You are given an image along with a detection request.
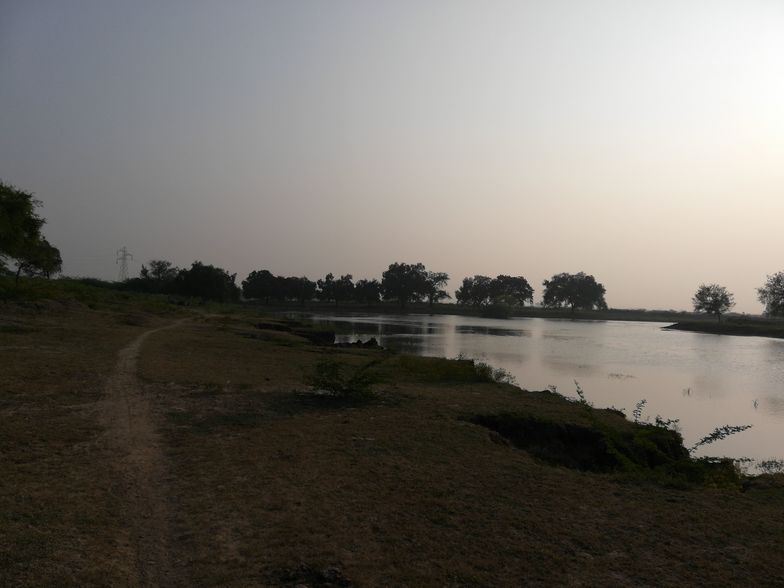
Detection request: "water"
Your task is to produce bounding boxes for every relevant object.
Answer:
[301,312,784,463]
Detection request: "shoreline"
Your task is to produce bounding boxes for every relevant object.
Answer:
[664,320,784,340]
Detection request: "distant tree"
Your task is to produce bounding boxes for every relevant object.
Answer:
[757,272,784,317]
[424,271,451,306]
[284,276,316,305]
[14,237,62,282]
[381,262,429,307]
[455,275,494,306]
[137,259,179,292]
[141,259,178,283]
[242,269,278,303]
[542,272,607,311]
[692,283,734,322]
[176,261,240,302]
[317,273,336,303]
[333,274,355,305]
[491,275,534,306]
[354,278,382,304]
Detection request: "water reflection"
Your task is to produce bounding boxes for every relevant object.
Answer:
[298,312,783,461]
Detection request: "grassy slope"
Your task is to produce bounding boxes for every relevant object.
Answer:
[2,279,784,586]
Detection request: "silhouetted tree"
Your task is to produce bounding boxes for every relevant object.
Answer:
[693,283,734,322]
[354,278,382,304]
[176,261,240,302]
[542,272,607,311]
[381,262,429,307]
[424,271,451,306]
[1,181,61,282]
[243,269,278,303]
[491,275,534,306]
[14,237,62,282]
[1,181,45,262]
[317,273,336,303]
[456,274,534,307]
[333,274,355,305]
[284,276,317,305]
[757,272,784,317]
[455,275,494,306]
[136,259,179,292]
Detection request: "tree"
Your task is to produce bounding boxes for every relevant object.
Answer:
[757,272,784,317]
[0,181,45,262]
[176,261,240,302]
[542,272,607,311]
[284,276,316,305]
[455,275,494,306]
[354,279,382,304]
[138,259,179,293]
[242,269,278,303]
[456,274,533,307]
[491,275,534,306]
[1,181,61,282]
[14,237,62,282]
[424,271,450,306]
[317,273,336,303]
[332,274,355,305]
[381,262,429,307]
[692,283,734,322]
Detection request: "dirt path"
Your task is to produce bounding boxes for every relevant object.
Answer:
[100,320,186,587]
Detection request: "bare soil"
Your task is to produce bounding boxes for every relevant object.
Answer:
[98,320,187,586]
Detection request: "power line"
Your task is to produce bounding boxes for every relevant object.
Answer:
[116,246,133,281]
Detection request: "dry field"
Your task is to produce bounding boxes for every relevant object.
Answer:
[2,297,783,586]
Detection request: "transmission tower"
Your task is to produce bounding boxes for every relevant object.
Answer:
[116,246,133,281]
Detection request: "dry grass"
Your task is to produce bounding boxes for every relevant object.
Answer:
[2,296,784,586]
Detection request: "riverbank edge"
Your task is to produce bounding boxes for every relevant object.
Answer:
[664,321,784,340]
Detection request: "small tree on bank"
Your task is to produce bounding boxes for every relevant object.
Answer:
[757,272,784,317]
[692,283,734,322]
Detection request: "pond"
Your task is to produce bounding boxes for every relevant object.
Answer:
[300,312,784,464]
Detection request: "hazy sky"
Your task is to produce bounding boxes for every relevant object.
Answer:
[2,1,783,312]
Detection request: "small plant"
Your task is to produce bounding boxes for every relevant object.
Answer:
[689,424,753,454]
[574,380,592,407]
[307,360,378,399]
[632,399,647,423]
[460,356,518,385]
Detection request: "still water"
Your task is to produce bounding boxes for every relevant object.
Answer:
[303,313,784,463]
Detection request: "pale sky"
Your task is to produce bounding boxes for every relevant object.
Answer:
[2,1,783,312]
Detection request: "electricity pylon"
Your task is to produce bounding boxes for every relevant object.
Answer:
[116,246,133,281]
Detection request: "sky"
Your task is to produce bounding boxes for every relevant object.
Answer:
[2,0,783,313]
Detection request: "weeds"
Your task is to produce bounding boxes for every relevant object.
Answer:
[632,399,647,423]
[474,361,518,385]
[307,359,379,400]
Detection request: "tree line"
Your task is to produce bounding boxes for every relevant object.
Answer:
[3,179,784,317]
[123,259,610,311]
